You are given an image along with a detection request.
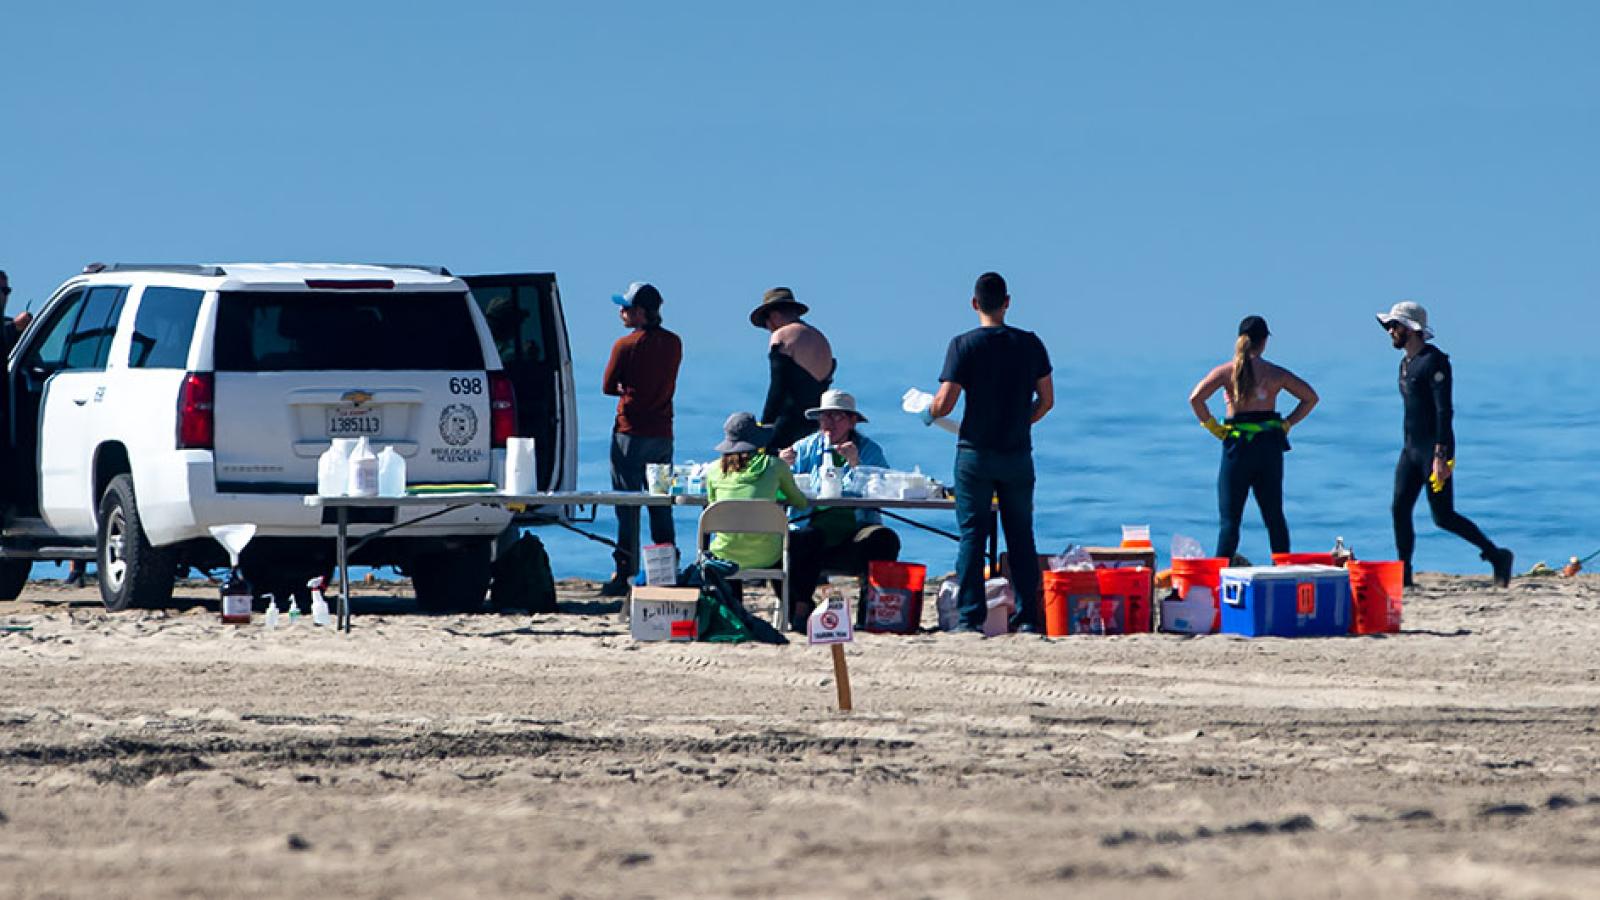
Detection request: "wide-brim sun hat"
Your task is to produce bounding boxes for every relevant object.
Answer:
[715,411,773,454]
[805,389,868,423]
[1376,300,1434,339]
[749,286,809,328]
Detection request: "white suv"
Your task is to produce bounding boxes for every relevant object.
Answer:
[0,263,576,611]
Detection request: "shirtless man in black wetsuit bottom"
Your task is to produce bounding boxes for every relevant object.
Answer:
[1378,301,1514,588]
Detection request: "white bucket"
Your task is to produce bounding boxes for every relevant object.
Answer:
[505,437,537,494]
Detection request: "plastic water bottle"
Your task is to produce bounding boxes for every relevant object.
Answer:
[377,445,406,497]
[263,594,280,630]
[1331,536,1353,567]
[347,436,379,497]
[308,576,331,627]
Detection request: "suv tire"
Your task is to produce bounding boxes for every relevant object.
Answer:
[411,541,491,614]
[98,475,177,611]
[0,560,31,601]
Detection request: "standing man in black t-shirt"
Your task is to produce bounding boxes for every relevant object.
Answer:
[1378,300,1513,588]
[927,272,1054,632]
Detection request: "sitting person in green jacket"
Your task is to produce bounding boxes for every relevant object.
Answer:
[705,411,808,569]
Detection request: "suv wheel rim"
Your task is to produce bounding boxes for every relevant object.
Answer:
[103,507,129,592]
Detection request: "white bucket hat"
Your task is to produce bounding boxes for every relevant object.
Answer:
[1376,300,1434,339]
[805,389,867,423]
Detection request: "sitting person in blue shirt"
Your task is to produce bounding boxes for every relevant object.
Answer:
[778,389,902,629]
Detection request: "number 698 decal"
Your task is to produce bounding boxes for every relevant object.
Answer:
[449,377,484,395]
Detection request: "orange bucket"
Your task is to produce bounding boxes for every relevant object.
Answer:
[1043,570,1100,637]
[1169,557,1228,596]
[1271,552,1337,566]
[1095,567,1152,633]
[1348,560,1403,634]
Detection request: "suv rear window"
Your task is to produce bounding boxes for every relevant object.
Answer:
[213,291,485,372]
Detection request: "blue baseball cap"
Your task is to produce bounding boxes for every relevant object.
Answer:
[612,282,663,311]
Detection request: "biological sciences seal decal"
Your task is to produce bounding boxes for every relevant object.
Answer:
[433,404,484,463]
[440,404,479,446]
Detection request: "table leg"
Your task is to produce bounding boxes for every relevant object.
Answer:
[986,507,999,575]
[336,508,351,633]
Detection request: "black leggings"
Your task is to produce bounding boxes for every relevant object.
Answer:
[1392,449,1495,563]
[1217,434,1289,560]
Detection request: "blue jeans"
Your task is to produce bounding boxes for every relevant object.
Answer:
[610,432,676,576]
[954,448,1040,631]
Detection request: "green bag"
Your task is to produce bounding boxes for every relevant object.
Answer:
[689,557,788,644]
[695,588,756,643]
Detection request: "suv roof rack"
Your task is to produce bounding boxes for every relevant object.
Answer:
[365,263,454,277]
[90,263,226,277]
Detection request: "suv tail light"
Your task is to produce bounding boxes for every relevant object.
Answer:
[488,371,517,449]
[176,372,215,449]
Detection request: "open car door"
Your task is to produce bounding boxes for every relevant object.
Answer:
[461,273,577,522]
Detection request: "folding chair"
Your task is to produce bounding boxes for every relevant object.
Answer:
[696,499,792,631]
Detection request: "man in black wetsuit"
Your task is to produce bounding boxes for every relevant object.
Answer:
[1378,301,1513,588]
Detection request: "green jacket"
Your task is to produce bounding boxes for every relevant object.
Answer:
[704,453,808,568]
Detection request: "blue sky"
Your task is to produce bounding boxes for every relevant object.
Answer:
[3,2,1596,369]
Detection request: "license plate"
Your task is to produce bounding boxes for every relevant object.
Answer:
[327,405,382,437]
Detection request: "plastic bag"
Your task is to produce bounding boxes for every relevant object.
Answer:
[900,388,961,435]
[1047,544,1094,572]
[1171,534,1205,560]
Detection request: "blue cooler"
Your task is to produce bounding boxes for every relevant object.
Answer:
[1219,565,1351,637]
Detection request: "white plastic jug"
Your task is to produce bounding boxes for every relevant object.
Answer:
[505,437,537,494]
[818,453,842,500]
[347,436,379,498]
[317,439,354,496]
[377,445,406,497]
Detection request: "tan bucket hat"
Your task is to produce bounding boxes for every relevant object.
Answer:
[1376,300,1434,339]
[805,389,867,423]
[749,286,809,328]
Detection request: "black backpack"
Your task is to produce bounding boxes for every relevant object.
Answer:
[490,534,558,613]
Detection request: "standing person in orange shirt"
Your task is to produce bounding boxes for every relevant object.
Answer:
[599,283,682,597]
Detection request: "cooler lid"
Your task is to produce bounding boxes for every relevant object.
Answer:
[1221,564,1346,580]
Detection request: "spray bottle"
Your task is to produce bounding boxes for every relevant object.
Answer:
[308,576,331,627]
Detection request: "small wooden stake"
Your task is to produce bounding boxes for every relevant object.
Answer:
[830,643,853,712]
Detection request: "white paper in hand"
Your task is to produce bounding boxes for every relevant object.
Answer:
[901,388,961,434]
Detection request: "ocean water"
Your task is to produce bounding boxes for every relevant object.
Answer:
[555,350,1599,580]
[25,349,1597,587]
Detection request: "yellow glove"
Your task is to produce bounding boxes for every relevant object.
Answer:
[1201,417,1231,440]
[1429,458,1455,493]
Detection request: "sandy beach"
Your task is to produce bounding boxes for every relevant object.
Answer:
[1,572,1597,898]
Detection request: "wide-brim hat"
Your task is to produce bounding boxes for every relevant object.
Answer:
[749,286,809,328]
[1376,300,1434,339]
[715,411,773,454]
[805,389,867,423]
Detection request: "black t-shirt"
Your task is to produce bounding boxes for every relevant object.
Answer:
[939,324,1052,452]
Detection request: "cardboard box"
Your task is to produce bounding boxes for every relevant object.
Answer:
[629,586,701,641]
